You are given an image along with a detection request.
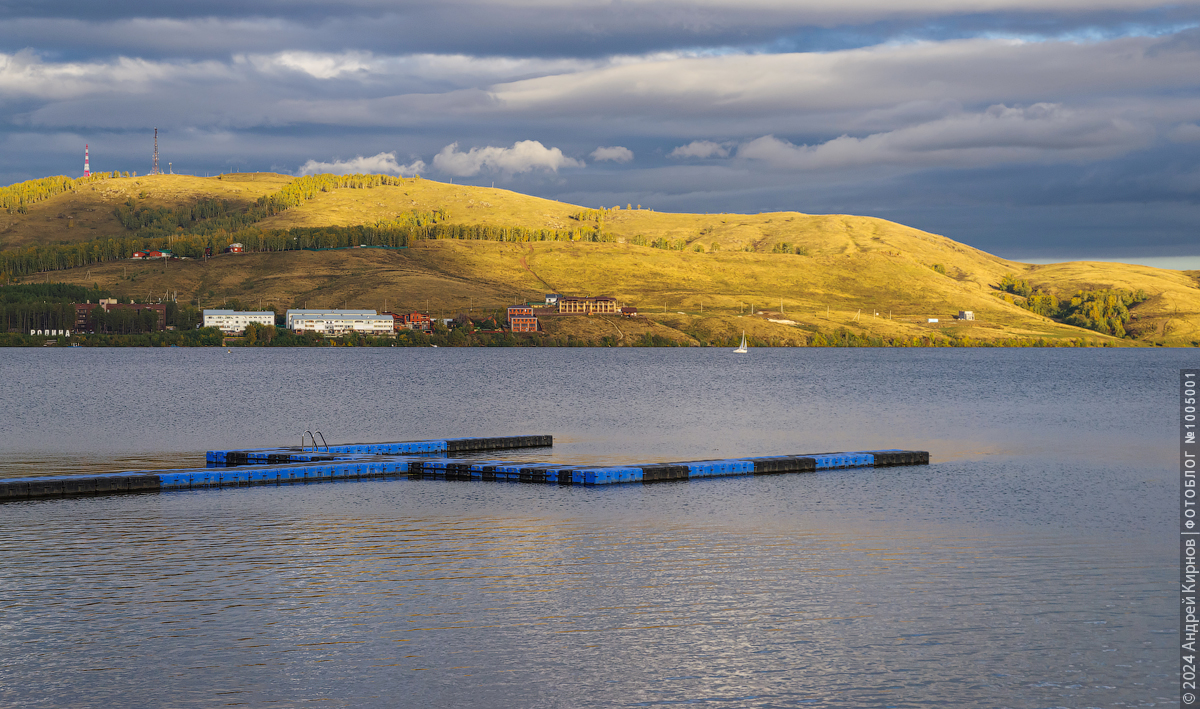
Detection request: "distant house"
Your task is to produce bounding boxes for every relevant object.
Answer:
[508,306,538,333]
[545,294,560,306]
[382,312,404,331]
[403,312,433,333]
[957,311,975,321]
[510,316,538,333]
[620,307,638,317]
[224,243,244,254]
[202,309,275,334]
[73,299,167,332]
[130,251,148,260]
[285,309,395,336]
[557,296,619,315]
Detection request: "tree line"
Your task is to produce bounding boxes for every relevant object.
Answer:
[0,217,612,279]
[997,273,1148,337]
[1,174,116,215]
[0,167,618,279]
[0,283,201,333]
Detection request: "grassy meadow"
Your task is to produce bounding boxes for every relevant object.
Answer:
[4,172,1199,345]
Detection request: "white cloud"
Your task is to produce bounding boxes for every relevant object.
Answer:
[297,151,425,176]
[736,104,1151,170]
[245,51,376,80]
[668,140,730,158]
[490,36,1200,120]
[590,145,633,162]
[0,50,231,100]
[239,50,606,87]
[432,140,583,176]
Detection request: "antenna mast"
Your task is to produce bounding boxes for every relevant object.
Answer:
[84,144,90,177]
[152,128,159,175]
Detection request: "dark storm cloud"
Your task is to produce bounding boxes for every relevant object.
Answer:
[2,1,1198,60]
[1,0,1199,259]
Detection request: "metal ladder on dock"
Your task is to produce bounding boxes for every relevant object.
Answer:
[302,430,330,454]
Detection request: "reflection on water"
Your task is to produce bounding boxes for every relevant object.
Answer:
[0,347,1186,470]
[0,482,1175,708]
[0,452,209,479]
[0,348,1186,707]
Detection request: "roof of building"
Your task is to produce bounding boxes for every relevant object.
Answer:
[285,309,378,317]
[203,309,274,316]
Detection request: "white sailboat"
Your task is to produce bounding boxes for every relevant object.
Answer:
[734,331,748,353]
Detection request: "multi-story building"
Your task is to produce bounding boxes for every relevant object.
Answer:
[202,309,276,334]
[402,312,433,333]
[507,306,538,333]
[73,299,167,332]
[557,296,620,314]
[510,316,538,333]
[285,309,395,336]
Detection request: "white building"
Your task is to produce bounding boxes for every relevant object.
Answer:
[203,309,276,334]
[285,309,395,336]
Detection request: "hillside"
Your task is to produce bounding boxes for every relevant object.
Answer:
[0,173,290,250]
[3,172,1198,346]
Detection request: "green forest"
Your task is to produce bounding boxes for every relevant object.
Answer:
[0,173,120,215]
[0,283,201,334]
[996,273,1148,337]
[0,172,614,281]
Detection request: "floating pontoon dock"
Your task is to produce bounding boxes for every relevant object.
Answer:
[0,434,929,501]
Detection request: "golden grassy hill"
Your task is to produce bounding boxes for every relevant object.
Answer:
[5,172,1200,345]
[0,173,290,249]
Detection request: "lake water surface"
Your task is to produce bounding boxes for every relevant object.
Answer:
[0,347,1189,707]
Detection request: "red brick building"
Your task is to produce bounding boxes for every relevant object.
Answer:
[507,306,538,333]
[510,316,538,333]
[74,299,167,332]
[403,312,433,333]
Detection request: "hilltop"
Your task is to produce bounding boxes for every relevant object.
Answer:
[2,172,1198,346]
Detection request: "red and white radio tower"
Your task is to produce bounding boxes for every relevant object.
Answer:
[84,144,90,177]
[152,128,159,175]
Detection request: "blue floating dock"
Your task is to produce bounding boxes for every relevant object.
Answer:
[0,434,929,501]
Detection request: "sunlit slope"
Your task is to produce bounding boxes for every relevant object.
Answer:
[46,239,1124,345]
[261,178,1024,285]
[8,172,1200,344]
[0,173,291,249]
[1027,261,1200,342]
[415,240,1109,342]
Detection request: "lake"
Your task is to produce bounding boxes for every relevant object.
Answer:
[0,347,1188,707]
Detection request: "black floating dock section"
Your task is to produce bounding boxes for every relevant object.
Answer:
[208,434,553,464]
[0,436,929,502]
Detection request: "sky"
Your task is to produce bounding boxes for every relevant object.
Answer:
[1,0,1199,265]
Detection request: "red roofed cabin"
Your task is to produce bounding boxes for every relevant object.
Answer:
[223,243,245,254]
